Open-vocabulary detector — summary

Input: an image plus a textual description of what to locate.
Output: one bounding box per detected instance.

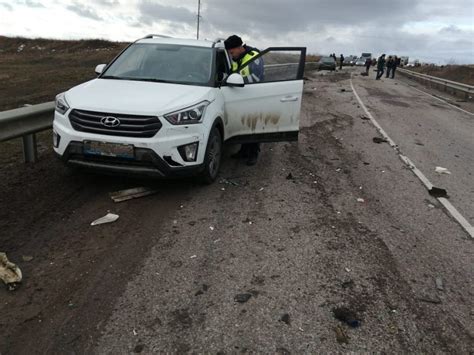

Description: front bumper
[58,141,204,178]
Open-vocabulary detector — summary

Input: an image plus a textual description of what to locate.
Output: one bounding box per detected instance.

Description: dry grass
[0,36,128,111]
[408,65,474,86]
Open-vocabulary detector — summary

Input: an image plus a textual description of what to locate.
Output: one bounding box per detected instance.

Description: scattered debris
[22,255,34,262]
[0,252,22,290]
[334,324,349,344]
[435,167,451,175]
[190,255,197,259]
[220,178,240,186]
[357,198,365,203]
[279,313,291,325]
[360,115,370,120]
[344,267,351,273]
[332,306,361,328]
[373,137,388,144]
[417,296,441,304]
[428,204,435,209]
[435,277,444,291]
[286,173,294,180]
[234,293,252,303]
[340,89,346,92]
[213,239,221,243]
[90,213,119,226]
[221,187,226,191]
[110,187,157,203]
[133,344,144,353]
[429,187,448,198]
[259,187,264,191]
[133,328,138,336]
[209,226,215,231]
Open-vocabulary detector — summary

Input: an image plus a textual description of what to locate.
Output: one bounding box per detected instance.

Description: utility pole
[196,0,201,40]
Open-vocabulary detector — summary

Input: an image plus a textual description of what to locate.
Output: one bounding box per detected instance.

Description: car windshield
[321,57,334,63]
[101,43,213,86]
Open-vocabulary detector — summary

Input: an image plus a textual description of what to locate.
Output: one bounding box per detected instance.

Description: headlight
[55,93,70,115]
[164,101,210,125]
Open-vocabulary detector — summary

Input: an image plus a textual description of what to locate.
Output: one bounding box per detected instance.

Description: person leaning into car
[224,34,264,166]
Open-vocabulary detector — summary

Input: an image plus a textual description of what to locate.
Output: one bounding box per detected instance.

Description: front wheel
[200,127,222,184]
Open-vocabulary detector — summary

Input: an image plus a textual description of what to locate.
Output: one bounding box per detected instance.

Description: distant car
[318,56,336,71]
[355,58,366,66]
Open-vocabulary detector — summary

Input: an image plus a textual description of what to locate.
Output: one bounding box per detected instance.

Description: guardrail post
[22,133,38,163]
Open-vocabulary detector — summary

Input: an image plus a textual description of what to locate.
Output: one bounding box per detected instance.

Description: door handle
[280,96,298,102]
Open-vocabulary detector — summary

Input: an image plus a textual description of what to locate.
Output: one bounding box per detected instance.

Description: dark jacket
[377,56,385,70]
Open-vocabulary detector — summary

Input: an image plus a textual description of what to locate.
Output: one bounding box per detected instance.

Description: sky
[1,0,473,64]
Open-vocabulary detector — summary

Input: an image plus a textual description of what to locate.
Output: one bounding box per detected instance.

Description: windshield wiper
[100,75,128,80]
[136,78,173,84]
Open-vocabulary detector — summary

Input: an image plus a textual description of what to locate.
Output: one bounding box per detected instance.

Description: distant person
[365,57,371,74]
[392,56,400,79]
[339,54,344,70]
[376,54,386,80]
[386,56,394,78]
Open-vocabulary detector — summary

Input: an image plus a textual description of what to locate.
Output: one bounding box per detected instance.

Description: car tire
[200,127,222,184]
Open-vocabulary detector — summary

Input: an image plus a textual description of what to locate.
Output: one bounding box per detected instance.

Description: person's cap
[224,35,243,50]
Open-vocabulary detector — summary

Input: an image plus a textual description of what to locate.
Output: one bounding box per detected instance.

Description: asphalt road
[0,67,472,354]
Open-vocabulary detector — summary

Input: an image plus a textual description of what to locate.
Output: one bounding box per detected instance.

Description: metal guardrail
[398,68,474,100]
[0,102,55,162]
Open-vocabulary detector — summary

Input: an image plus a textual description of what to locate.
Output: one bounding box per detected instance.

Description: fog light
[53,131,61,148]
[178,142,199,162]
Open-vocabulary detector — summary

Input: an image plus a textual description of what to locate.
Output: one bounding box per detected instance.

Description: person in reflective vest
[224,34,264,166]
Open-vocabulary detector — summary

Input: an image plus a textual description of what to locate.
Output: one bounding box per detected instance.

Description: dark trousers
[241,143,260,157]
[366,66,370,74]
[391,67,397,79]
[376,68,384,79]
[386,67,392,78]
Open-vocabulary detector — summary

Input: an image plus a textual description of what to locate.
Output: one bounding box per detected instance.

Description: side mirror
[95,64,106,75]
[226,73,245,87]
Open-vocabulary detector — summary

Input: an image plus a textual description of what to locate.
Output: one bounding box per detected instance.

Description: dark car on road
[317,56,336,71]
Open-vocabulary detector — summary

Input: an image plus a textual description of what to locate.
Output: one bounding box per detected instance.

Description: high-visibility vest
[231,50,260,79]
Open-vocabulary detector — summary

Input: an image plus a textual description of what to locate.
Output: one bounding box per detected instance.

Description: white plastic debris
[345,268,351,272]
[190,255,197,259]
[435,167,451,175]
[91,213,119,226]
[209,226,215,231]
[259,187,264,191]
[357,198,365,203]
[0,252,22,290]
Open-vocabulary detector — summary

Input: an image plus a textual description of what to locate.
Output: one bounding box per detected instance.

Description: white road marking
[350,75,474,239]
[408,84,474,117]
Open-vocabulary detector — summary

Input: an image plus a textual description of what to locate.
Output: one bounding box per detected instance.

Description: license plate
[83,141,134,159]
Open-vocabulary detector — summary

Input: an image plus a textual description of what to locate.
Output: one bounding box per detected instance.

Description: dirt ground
[1,67,473,353]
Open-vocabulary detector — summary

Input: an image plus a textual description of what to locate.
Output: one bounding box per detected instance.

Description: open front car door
[221,47,306,144]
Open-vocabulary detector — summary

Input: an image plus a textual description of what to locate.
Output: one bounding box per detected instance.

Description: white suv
[53,35,306,183]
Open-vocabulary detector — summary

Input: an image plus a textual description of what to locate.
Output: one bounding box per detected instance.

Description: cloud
[0,2,13,10]
[12,0,45,7]
[66,2,102,21]
[137,1,195,27]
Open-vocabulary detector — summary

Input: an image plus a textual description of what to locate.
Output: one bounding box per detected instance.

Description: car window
[233,48,305,85]
[102,43,213,86]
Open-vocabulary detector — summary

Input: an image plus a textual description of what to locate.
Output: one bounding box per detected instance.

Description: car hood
[65,78,213,115]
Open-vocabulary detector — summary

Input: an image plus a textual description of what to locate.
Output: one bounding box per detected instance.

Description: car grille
[69,109,162,138]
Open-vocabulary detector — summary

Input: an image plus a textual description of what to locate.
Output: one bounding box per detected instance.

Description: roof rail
[142,34,173,39]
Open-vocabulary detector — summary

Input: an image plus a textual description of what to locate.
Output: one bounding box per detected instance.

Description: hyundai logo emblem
[101,116,121,127]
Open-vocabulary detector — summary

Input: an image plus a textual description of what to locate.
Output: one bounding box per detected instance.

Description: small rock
[373,137,388,144]
[279,313,291,325]
[234,293,252,303]
[133,344,144,353]
[22,255,34,262]
[435,277,444,291]
[332,306,361,328]
[334,325,349,344]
